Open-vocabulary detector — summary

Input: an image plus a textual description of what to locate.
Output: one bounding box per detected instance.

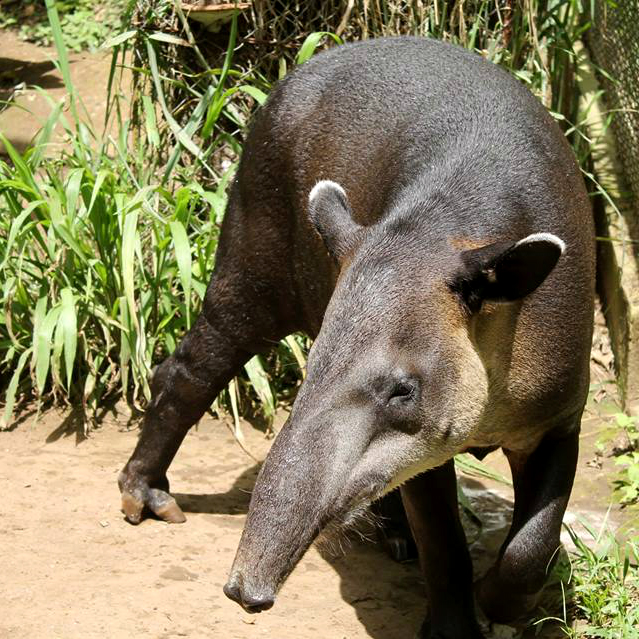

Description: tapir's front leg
[401,460,486,639]
[478,419,581,623]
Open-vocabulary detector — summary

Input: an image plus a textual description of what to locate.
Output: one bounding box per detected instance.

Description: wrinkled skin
[120,37,594,638]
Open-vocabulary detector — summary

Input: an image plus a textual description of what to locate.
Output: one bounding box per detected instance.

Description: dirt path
[0,29,123,156]
[0,388,630,639]
[1,408,429,639]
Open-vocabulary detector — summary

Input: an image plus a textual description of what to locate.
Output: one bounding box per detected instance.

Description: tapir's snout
[223,572,275,613]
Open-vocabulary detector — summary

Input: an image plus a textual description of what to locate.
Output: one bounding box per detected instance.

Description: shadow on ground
[174,463,260,516]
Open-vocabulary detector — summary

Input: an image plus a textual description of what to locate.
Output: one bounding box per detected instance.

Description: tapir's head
[224,180,565,612]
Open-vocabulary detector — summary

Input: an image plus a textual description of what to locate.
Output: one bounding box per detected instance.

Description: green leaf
[238,85,268,105]
[0,348,32,429]
[295,32,342,65]
[31,296,48,374]
[142,96,160,147]
[118,295,131,395]
[43,0,79,125]
[36,304,63,395]
[101,29,138,49]
[0,133,39,193]
[455,453,512,486]
[65,167,84,217]
[121,209,139,329]
[145,38,207,161]
[148,32,191,47]
[284,335,306,375]
[31,99,64,168]
[169,220,192,326]
[59,288,77,390]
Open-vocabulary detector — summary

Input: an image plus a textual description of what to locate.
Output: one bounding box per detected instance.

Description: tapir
[119,36,595,638]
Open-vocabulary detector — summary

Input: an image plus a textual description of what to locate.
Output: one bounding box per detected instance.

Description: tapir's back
[252,38,584,234]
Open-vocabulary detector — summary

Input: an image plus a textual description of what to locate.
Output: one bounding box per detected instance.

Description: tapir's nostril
[223,577,275,613]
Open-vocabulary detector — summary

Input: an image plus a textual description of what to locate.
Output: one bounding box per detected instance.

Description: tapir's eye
[387,380,416,405]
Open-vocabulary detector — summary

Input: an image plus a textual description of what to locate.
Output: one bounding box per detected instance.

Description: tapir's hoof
[476,572,539,623]
[118,471,186,525]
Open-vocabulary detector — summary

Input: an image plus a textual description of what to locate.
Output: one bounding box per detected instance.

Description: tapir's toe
[120,490,144,525]
[118,471,186,525]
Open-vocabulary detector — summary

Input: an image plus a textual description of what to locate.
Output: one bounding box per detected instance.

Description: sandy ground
[0,390,631,639]
[0,30,126,156]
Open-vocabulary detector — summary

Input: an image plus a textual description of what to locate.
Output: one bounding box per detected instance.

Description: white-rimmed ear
[308,180,363,262]
[453,232,566,311]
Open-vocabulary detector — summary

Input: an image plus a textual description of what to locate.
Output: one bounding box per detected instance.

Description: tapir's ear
[453,233,566,312]
[308,180,363,261]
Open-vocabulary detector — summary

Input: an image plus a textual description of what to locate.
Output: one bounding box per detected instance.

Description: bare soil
[0,389,632,639]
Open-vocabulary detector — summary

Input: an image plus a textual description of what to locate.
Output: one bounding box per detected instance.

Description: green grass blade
[65,167,84,217]
[169,219,192,327]
[101,30,138,49]
[145,38,206,161]
[59,288,77,391]
[0,348,32,429]
[43,0,78,125]
[142,96,160,148]
[284,335,307,376]
[455,453,512,486]
[238,85,268,105]
[121,209,140,329]
[295,32,342,65]
[35,304,62,395]
[0,133,40,194]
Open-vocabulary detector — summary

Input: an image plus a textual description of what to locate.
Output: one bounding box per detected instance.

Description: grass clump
[540,522,639,638]
[0,0,306,430]
[0,125,223,425]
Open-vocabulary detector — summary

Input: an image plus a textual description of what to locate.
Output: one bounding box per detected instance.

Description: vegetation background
[0,1,637,637]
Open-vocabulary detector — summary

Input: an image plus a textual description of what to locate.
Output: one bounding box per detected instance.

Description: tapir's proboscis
[119,37,594,638]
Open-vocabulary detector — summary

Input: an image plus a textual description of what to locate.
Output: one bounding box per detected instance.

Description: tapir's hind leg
[119,198,298,525]
[401,461,486,639]
[477,417,581,623]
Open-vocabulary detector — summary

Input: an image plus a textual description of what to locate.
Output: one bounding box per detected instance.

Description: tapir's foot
[417,617,486,639]
[476,569,540,623]
[118,469,186,525]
